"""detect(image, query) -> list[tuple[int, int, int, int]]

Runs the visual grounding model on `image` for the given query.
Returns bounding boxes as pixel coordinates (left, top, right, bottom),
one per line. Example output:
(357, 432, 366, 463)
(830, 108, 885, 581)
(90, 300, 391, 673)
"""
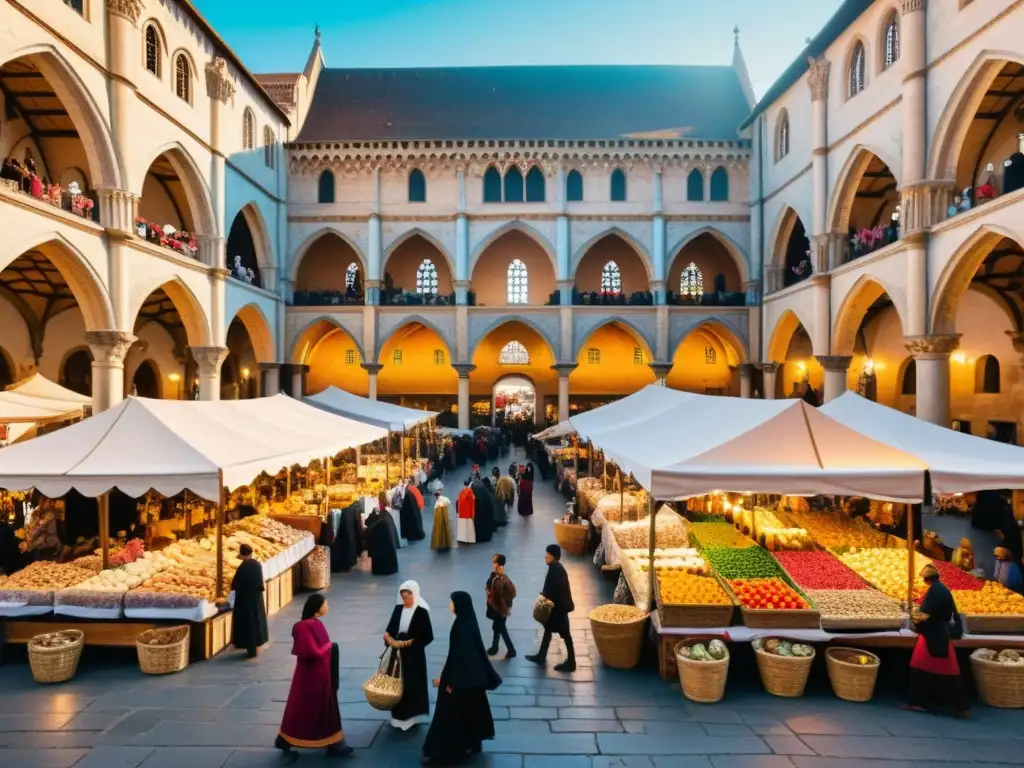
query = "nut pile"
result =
(807, 589, 904, 621)
(590, 604, 647, 623)
(364, 672, 402, 693)
(2, 561, 93, 591)
(612, 514, 688, 550)
(29, 630, 79, 649)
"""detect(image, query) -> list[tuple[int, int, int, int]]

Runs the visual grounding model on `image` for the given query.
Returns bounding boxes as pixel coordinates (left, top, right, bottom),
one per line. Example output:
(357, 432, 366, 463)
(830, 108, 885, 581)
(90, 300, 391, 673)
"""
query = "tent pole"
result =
(326, 456, 332, 486)
(401, 430, 407, 481)
(98, 493, 110, 571)
(646, 495, 656, 612)
(386, 430, 392, 489)
(286, 467, 291, 499)
(619, 467, 624, 515)
(216, 470, 225, 599)
(585, 440, 592, 478)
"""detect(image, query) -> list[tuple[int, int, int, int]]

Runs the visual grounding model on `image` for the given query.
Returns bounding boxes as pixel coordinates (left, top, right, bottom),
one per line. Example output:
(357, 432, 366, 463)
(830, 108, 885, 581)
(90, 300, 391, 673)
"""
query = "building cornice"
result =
(287, 213, 751, 224)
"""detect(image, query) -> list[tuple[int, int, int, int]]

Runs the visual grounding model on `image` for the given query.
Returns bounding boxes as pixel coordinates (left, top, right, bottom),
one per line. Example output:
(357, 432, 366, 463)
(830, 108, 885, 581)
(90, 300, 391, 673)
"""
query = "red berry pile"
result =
(728, 578, 809, 610)
(773, 551, 866, 590)
(933, 560, 984, 590)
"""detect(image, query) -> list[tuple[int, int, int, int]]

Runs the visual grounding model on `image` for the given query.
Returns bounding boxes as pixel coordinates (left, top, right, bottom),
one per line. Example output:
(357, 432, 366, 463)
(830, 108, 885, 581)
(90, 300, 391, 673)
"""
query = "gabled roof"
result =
(295, 65, 752, 142)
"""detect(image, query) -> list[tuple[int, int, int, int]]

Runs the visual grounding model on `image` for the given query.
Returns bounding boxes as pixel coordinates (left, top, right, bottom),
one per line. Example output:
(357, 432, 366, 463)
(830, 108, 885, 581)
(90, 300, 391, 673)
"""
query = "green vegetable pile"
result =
(703, 545, 782, 579)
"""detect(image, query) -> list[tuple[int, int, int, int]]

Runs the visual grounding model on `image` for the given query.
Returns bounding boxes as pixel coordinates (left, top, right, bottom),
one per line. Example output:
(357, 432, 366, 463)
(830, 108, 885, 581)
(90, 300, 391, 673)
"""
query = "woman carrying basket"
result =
(384, 580, 434, 730)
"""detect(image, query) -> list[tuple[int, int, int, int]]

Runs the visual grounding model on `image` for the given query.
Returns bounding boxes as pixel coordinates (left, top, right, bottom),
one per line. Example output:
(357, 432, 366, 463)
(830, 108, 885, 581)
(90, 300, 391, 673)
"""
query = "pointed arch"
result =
(290, 227, 367, 284)
(573, 317, 655, 360)
(826, 145, 900, 235)
(525, 166, 545, 202)
(468, 315, 558, 361)
(143, 20, 165, 78)
(769, 205, 808, 268)
(129, 277, 212, 347)
(408, 168, 427, 202)
(483, 166, 502, 202)
(227, 201, 274, 274)
(677, 319, 749, 366)
(667, 226, 750, 284)
(230, 303, 276, 362)
(504, 166, 524, 202)
(847, 38, 867, 98)
(572, 227, 651, 277)
(766, 308, 813, 363)
(881, 10, 900, 71)
(383, 227, 454, 276)
(470, 221, 556, 271)
(291, 315, 366, 365)
(610, 168, 627, 202)
(172, 49, 194, 103)
(376, 316, 454, 363)
(318, 169, 335, 203)
(831, 274, 906, 356)
(709, 167, 729, 201)
(1, 45, 123, 188)
(566, 169, 584, 202)
(137, 142, 216, 236)
(687, 168, 704, 201)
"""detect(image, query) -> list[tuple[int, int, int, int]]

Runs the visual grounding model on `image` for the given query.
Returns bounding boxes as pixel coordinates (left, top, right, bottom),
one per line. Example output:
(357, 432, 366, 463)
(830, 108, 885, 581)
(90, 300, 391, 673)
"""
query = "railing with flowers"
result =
(135, 217, 198, 259)
(0, 162, 97, 221)
(848, 223, 899, 262)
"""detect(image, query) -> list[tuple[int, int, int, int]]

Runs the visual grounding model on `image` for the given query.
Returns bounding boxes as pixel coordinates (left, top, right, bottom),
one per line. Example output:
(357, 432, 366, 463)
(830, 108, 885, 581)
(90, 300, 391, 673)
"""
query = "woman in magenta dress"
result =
(276, 594, 353, 759)
(517, 463, 534, 517)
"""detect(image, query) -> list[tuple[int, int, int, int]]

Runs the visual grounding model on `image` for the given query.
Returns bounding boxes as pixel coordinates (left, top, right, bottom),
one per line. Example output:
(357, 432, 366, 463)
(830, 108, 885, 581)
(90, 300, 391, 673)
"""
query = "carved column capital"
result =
(86, 330, 137, 365)
(451, 363, 476, 379)
(648, 362, 673, 381)
(738, 363, 758, 377)
(107, 0, 144, 25)
(96, 188, 140, 237)
(551, 363, 578, 378)
(806, 56, 831, 102)
(190, 346, 229, 376)
(816, 355, 853, 372)
(196, 235, 225, 267)
(361, 363, 383, 375)
(761, 362, 781, 375)
(901, 0, 925, 15)
(205, 57, 236, 104)
(905, 334, 960, 360)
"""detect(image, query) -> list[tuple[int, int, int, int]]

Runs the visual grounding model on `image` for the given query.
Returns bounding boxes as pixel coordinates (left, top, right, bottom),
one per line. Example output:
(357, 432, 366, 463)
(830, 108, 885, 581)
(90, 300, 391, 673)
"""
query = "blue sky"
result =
(194, 0, 843, 98)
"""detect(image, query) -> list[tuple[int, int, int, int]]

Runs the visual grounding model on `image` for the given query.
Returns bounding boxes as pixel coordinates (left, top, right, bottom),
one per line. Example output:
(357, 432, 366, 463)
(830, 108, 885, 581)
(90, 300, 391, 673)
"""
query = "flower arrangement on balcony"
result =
(134, 216, 198, 259)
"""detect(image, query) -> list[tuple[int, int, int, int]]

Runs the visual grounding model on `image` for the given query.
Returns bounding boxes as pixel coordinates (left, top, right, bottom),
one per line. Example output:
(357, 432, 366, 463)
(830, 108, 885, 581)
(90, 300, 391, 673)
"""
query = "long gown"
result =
(471, 480, 497, 543)
(457, 487, 476, 545)
(422, 593, 502, 765)
(279, 618, 344, 748)
(365, 510, 399, 575)
(517, 477, 534, 516)
(385, 604, 433, 729)
(230, 557, 268, 653)
(909, 580, 969, 713)
(431, 497, 453, 552)
(399, 489, 426, 542)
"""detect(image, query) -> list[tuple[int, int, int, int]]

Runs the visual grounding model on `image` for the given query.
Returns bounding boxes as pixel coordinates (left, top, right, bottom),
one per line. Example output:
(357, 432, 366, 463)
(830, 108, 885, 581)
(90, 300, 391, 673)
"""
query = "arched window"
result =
(883, 13, 900, 69)
(976, 355, 1001, 394)
(498, 341, 530, 365)
(680, 262, 703, 299)
(901, 358, 917, 395)
(408, 168, 426, 202)
(483, 167, 502, 202)
(393, 349, 403, 365)
(610, 168, 627, 202)
(633, 347, 644, 365)
(174, 54, 191, 102)
(344, 350, 356, 365)
(416, 258, 439, 295)
(504, 167, 524, 202)
(601, 261, 622, 294)
(566, 169, 583, 202)
(704, 346, 717, 365)
(587, 348, 601, 364)
(687, 168, 704, 201)
(849, 42, 866, 97)
(776, 110, 790, 161)
(507, 259, 528, 304)
(263, 126, 275, 168)
(710, 167, 729, 201)
(525, 166, 545, 202)
(242, 109, 255, 150)
(434, 349, 446, 365)
(317, 170, 335, 203)
(63, 0, 85, 14)
(144, 25, 161, 77)
(345, 262, 359, 292)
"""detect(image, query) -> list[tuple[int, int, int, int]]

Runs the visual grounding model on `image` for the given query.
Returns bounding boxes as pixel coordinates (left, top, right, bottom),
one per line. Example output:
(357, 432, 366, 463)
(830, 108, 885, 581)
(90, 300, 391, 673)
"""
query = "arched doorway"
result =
(60, 348, 93, 396)
(225, 318, 257, 399)
(131, 359, 160, 398)
(573, 232, 650, 305)
(0, 349, 13, 389)
(378, 322, 456, 412)
(830, 149, 900, 264)
(470, 320, 556, 428)
(297, 319, 369, 396)
(667, 231, 745, 305)
(225, 207, 263, 287)
(766, 310, 820, 400)
(292, 232, 366, 305)
(471, 227, 556, 306)
(570, 322, 655, 413)
(772, 208, 812, 289)
(493, 375, 536, 431)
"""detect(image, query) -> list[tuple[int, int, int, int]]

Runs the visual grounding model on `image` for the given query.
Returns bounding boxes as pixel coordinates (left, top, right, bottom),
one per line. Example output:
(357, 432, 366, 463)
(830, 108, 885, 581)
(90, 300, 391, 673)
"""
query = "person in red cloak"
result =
(276, 594, 353, 759)
(408, 476, 424, 510)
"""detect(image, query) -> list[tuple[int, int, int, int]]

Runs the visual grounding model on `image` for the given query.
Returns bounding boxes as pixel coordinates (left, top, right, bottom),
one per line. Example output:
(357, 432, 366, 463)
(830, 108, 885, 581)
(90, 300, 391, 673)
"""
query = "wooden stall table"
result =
(270, 513, 323, 539)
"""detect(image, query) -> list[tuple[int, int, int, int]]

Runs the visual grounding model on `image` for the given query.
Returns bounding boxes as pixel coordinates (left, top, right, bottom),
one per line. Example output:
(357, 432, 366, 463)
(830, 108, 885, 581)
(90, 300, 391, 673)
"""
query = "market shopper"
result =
(229, 544, 268, 659)
(430, 484, 452, 552)
(517, 463, 535, 516)
(276, 594, 353, 759)
(905, 564, 970, 717)
(457, 478, 476, 545)
(471, 475, 497, 542)
(485, 553, 517, 659)
(365, 494, 400, 575)
(384, 581, 434, 730)
(421, 592, 502, 765)
(526, 544, 576, 672)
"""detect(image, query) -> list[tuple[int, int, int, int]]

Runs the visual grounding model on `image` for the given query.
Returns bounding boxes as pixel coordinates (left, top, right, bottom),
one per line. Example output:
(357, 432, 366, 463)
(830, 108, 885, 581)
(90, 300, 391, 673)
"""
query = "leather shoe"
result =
(524, 653, 545, 665)
(505, 649, 517, 660)
(486, 645, 499, 656)
(554, 660, 576, 673)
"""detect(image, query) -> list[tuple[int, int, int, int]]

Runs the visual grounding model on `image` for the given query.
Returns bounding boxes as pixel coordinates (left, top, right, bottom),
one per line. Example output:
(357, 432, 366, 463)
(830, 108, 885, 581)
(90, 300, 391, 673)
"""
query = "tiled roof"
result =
(296, 65, 751, 142)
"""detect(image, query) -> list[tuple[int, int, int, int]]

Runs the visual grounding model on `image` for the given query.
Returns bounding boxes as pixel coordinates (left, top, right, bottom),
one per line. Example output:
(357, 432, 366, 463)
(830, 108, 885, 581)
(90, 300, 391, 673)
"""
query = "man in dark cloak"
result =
(399, 483, 426, 542)
(331, 500, 363, 572)
(230, 544, 269, 659)
(526, 544, 576, 672)
(364, 508, 399, 575)
(470, 477, 497, 543)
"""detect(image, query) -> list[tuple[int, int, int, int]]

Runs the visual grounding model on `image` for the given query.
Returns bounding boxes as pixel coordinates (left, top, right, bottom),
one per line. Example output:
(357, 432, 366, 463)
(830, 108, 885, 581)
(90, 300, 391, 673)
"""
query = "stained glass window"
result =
(507, 259, 528, 304)
(681, 263, 703, 299)
(601, 261, 622, 294)
(633, 347, 644, 365)
(416, 258, 439, 295)
(434, 349, 445, 366)
(849, 42, 866, 96)
(498, 341, 529, 365)
(884, 14, 899, 69)
(345, 262, 359, 291)
(393, 350, 403, 365)
(145, 25, 161, 77)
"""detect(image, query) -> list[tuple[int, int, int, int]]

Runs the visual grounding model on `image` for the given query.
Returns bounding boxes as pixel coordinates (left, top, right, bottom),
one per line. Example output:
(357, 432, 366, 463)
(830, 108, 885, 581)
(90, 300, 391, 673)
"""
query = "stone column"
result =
(551, 363, 577, 422)
(289, 364, 309, 399)
(86, 330, 136, 412)
(452, 363, 476, 431)
(738, 363, 756, 398)
(906, 335, 959, 427)
(652, 215, 667, 305)
(764, 265, 784, 295)
(260, 362, 281, 396)
(817, 355, 852, 403)
(205, 58, 235, 250)
(455, 215, 470, 304)
(648, 362, 673, 386)
(104, 0, 141, 193)
(900, 0, 927, 194)
(367, 214, 382, 304)
(191, 346, 228, 401)
(762, 362, 780, 400)
(807, 56, 831, 246)
(905, 231, 928, 337)
(362, 363, 383, 400)
(556, 215, 571, 305)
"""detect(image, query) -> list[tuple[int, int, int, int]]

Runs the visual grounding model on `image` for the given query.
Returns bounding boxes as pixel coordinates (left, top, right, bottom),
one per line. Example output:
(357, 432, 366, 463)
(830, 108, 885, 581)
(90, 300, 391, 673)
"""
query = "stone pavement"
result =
(1, 449, 1023, 767)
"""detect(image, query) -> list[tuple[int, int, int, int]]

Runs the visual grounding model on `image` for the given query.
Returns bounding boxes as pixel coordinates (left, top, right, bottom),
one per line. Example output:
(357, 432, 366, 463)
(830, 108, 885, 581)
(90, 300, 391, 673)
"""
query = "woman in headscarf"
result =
(276, 594, 352, 758)
(430, 484, 453, 552)
(517, 463, 534, 517)
(384, 581, 434, 731)
(421, 592, 502, 765)
(904, 564, 969, 717)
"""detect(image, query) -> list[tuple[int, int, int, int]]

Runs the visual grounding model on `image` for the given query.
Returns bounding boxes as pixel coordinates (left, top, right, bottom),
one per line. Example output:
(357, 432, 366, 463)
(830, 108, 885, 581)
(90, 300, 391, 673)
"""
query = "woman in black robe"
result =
(364, 504, 399, 576)
(399, 485, 426, 542)
(384, 580, 434, 731)
(470, 478, 496, 543)
(230, 544, 269, 658)
(422, 592, 502, 765)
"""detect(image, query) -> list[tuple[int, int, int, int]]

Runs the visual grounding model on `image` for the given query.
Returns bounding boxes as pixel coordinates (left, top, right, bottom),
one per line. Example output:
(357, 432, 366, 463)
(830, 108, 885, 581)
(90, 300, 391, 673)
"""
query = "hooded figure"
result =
(364, 503, 400, 576)
(421, 592, 502, 765)
(398, 482, 426, 542)
(471, 476, 498, 543)
(384, 581, 434, 730)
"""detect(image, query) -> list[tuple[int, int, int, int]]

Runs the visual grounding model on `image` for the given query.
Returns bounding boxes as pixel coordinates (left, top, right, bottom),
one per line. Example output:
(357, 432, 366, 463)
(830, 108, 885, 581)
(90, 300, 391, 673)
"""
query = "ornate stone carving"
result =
(905, 335, 960, 358)
(738, 363, 757, 377)
(86, 330, 137, 365)
(806, 56, 831, 102)
(190, 346, 229, 377)
(361, 363, 383, 375)
(648, 362, 673, 380)
(107, 0, 144, 25)
(96, 188, 140, 236)
(816, 355, 852, 372)
(451, 363, 476, 378)
(761, 362, 781, 375)
(205, 57, 236, 104)
(901, 0, 925, 15)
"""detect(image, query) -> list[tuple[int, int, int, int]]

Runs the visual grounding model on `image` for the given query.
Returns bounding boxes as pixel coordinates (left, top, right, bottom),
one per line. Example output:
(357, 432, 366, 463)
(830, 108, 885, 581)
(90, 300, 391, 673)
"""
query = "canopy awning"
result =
(534, 420, 575, 441)
(0, 395, 387, 501)
(821, 391, 1024, 494)
(569, 386, 928, 501)
(0, 390, 84, 424)
(305, 386, 436, 431)
(7, 373, 91, 404)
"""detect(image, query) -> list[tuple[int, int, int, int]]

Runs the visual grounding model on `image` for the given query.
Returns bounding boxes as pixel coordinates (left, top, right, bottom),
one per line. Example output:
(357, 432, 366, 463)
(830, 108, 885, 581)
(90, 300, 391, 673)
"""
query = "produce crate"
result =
(819, 615, 903, 632)
(655, 574, 736, 629)
(723, 573, 821, 630)
(964, 614, 1024, 635)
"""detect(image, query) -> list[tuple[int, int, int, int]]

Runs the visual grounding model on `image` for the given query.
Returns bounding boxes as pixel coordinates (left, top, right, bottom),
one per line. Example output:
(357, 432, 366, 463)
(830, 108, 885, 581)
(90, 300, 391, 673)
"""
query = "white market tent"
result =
(0, 390, 84, 424)
(569, 386, 928, 501)
(7, 373, 91, 404)
(305, 386, 436, 431)
(0, 394, 387, 501)
(821, 391, 1024, 494)
(534, 420, 575, 441)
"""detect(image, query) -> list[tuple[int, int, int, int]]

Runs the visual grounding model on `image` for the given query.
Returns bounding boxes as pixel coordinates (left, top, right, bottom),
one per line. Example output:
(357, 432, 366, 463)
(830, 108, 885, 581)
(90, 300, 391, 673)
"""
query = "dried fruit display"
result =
(29, 630, 79, 649)
(611, 513, 689, 550)
(0, 561, 92, 591)
(590, 605, 647, 623)
(774, 551, 866, 590)
(657, 571, 731, 605)
(727, 578, 809, 610)
(807, 589, 904, 621)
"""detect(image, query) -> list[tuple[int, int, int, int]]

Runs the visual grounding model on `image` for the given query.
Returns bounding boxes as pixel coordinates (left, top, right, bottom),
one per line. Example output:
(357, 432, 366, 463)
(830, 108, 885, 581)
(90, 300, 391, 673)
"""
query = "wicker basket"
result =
(754, 639, 816, 698)
(826, 647, 880, 703)
(363, 647, 403, 710)
(589, 606, 648, 669)
(673, 638, 729, 703)
(554, 521, 587, 556)
(971, 653, 1024, 708)
(136, 625, 190, 675)
(28, 630, 84, 684)
(301, 545, 331, 590)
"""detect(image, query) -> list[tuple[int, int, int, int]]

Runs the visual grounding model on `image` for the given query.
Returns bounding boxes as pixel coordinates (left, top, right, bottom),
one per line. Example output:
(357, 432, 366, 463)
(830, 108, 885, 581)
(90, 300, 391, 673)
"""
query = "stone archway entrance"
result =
(492, 374, 536, 439)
